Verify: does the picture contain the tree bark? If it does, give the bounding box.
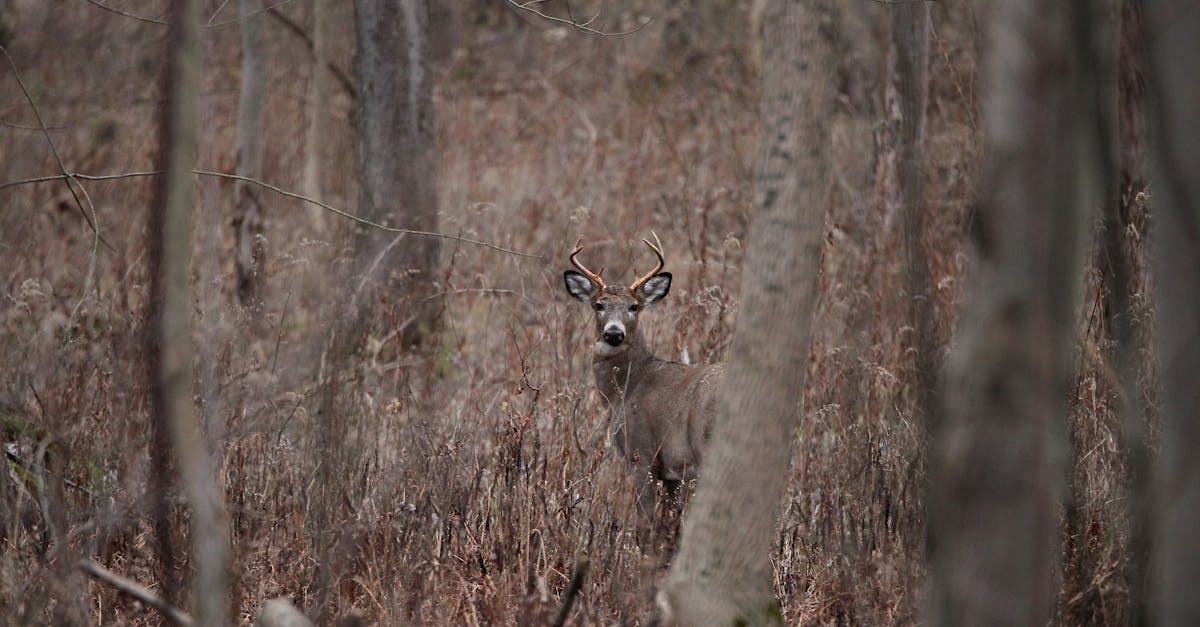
[234,0,267,307]
[890,0,934,429]
[1144,0,1200,624]
[661,0,747,71]
[302,0,328,231]
[149,0,231,624]
[354,0,440,348]
[1076,1,1150,624]
[308,1,440,619]
[927,0,1085,624]
[656,0,833,623]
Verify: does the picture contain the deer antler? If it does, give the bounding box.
[629,232,666,292]
[570,237,607,290]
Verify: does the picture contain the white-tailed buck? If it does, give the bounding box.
[564,235,725,531]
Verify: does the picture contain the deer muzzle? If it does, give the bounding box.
[602,323,626,347]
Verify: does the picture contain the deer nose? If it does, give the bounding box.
[603,327,625,346]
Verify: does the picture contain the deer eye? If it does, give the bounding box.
[594,302,604,312]
[628,304,640,312]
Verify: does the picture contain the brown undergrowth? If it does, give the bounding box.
[0,2,1143,624]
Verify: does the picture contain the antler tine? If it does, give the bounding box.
[570,237,607,289]
[629,232,666,292]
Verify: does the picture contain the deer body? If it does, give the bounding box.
[595,345,723,484]
[565,236,725,527]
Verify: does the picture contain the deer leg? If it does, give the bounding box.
[659,478,684,546]
[632,471,658,546]
[662,478,682,506]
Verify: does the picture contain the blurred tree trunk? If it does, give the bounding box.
[837,0,883,235]
[234,0,267,307]
[1109,3,1150,618]
[302,0,328,231]
[889,0,934,427]
[355,0,441,348]
[1070,1,1150,624]
[927,0,1085,624]
[309,1,439,619]
[661,0,747,71]
[1145,0,1200,623]
[149,0,231,624]
[657,0,833,623]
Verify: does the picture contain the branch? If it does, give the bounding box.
[0,170,544,260]
[0,44,114,251]
[551,556,590,627]
[80,0,166,24]
[78,559,193,626]
[78,0,301,29]
[264,6,357,100]
[208,0,298,28]
[505,0,651,37]
[193,170,542,258]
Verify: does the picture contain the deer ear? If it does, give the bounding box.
[637,272,671,305]
[564,270,596,301]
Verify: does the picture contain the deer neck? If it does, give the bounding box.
[592,333,655,404]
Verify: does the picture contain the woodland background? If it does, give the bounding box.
[0,0,1170,624]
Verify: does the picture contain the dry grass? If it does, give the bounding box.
[0,2,1143,625]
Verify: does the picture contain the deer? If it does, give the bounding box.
[563,235,726,536]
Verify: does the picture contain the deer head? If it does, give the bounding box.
[563,235,672,357]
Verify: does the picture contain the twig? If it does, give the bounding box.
[206,0,233,25]
[551,555,590,627]
[271,290,292,375]
[67,180,102,332]
[0,170,160,191]
[275,386,318,446]
[78,559,193,626]
[0,44,114,251]
[4,441,97,498]
[79,0,299,28]
[196,170,542,257]
[208,0,298,27]
[80,0,166,24]
[505,0,651,37]
[0,169,544,260]
[0,118,69,131]
[264,6,357,100]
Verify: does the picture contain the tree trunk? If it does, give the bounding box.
[927,0,1085,624]
[354,0,440,348]
[890,0,934,429]
[661,0,747,72]
[234,0,267,307]
[657,0,833,623]
[308,2,440,619]
[149,0,231,623]
[1074,1,1150,624]
[302,0,328,231]
[1145,0,1200,623]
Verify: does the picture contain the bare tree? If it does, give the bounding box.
[888,0,934,427]
[927,0,1087,624]
[656,0,833,623]
[308,1,439,619]
[1074,1,1150,623]
[1144,0,1200,624]
[354,0,440,348]
[302,0,328,231]
[148,0,230,623]
[234,0,267,306]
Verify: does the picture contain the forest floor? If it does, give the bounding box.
[0,2,1137,624]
